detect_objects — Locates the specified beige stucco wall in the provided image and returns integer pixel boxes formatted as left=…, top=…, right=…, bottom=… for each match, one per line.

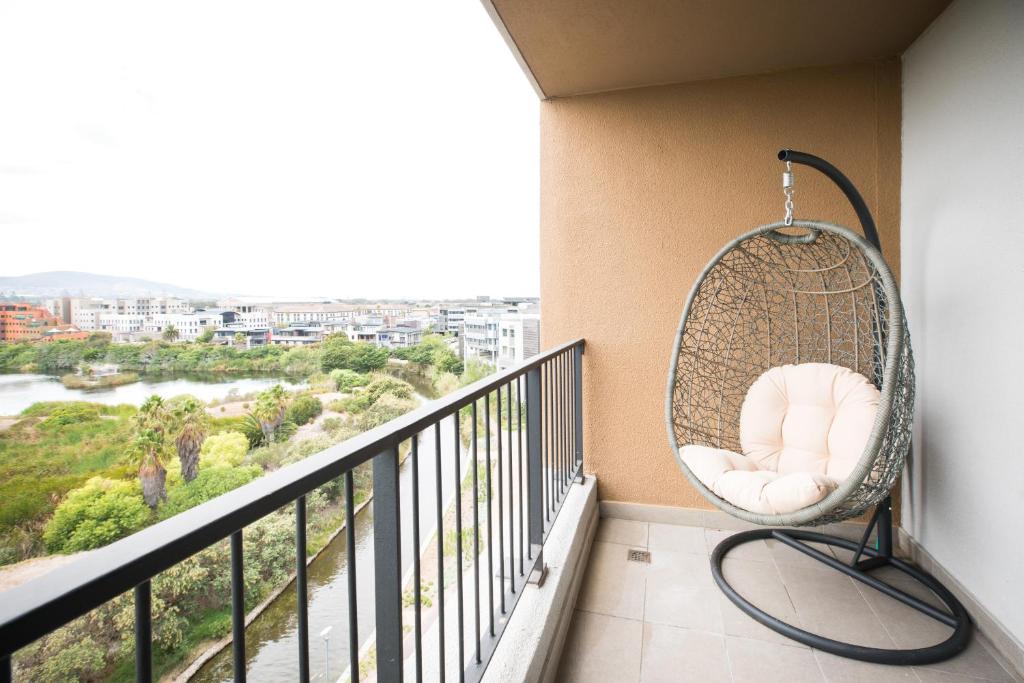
left=540, top=61, right=901, bottom=509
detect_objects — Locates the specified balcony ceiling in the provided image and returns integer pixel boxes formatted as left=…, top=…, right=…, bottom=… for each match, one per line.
left=484, top=0, right=951, bottom=99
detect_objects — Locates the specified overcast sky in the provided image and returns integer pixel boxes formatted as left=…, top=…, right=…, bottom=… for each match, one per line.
left=0, top=1, right=540, bottom=299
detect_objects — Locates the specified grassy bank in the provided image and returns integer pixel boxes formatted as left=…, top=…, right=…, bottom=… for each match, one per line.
left=59, top=371, right=139, bottom=389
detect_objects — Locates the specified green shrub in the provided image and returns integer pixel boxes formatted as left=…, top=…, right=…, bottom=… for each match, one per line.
left=285, top=395, right=323, bottom=426
left=320, top=416, right=344, bottom=433
left=329, top=368, right=370, bottom=392
left=321, top=335, right=389, bottom=373
left=356, top=394, right=416, bottom=431
left=366, top=376, right=413, bottom=403
left=274, top=421, right=298, bottom=442
left=43, top=477, right=150, bottom=553
left=199, top=432, right=249, bottom=469
left=159, top=466, right=262, bottom=519
left=37, top=402, right=103, bottom=429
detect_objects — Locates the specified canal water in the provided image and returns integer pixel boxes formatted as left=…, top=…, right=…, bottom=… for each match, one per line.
left=0, top=373, right=304, bottom=416
left=191, top=368, right=465, bottom=683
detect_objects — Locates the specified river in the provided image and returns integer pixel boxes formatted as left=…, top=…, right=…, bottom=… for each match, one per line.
left=191, top=366, right=462, bottom=683
left=0, top=373, right=306, bottom=416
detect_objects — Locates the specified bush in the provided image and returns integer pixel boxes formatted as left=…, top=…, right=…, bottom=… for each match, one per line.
left=329, top=368, right=370, bottom=392
left=320, top=416, right=344, bottom=433
left=366, top=376, right=413, bottom=403
left=159, top=466, right=262, bottom=519
left=37, top=402, right=102, bottom=428
left=356, top=394, right=417, bottom=431
left=43, top=478, right=150, bottom=553
left=199, top=432, right=249, bottom=469
left=321, top=335, right=389, bottom=373
left=285, top=395, right=323, bottom=426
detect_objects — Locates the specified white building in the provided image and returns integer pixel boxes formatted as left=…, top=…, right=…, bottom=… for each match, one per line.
left=375, top=327, right=423, bottom=349
left=146, top=312, right=224, bottom=341
left=463, top=312, right=502, bottom=364
left=271, top=304, right=360, bottom=325
left=497, top=313, right=541, bottom=369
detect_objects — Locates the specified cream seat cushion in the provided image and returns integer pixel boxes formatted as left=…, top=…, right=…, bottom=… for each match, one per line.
left=681, top=363, right=880, bottom=515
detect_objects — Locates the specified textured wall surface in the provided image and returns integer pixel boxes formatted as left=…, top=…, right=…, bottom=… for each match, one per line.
left=540, top=62, right=902, bottom=509
left=901, top=0, right=1024, bottom=646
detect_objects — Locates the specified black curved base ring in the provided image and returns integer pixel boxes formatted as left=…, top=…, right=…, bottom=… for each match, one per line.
left=711, top=529, right=972, bottom=665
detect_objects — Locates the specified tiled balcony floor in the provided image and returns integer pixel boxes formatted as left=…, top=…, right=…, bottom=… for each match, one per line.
left=557, top=518, right=1021, bottom=683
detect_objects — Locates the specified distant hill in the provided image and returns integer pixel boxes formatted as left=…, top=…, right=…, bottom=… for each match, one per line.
left=0, top=271, right=220, bottom=300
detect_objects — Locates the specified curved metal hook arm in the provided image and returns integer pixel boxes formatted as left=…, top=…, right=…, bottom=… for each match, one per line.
left=777, top=149, right=881, bottom=253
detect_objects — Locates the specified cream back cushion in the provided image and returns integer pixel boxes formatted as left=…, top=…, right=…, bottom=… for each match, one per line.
left=739, top=363, right=880, bottom=481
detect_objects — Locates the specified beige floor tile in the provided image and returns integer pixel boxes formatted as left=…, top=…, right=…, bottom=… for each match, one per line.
left=596, top=518, right=649, bottom=547
left=726, top=636, right=826, bottom=682
left=718, top=594, right=808, bottom=647
left=717, top=557, right=806, bottom=646
left=645, top=549, right=721, bottom=631
left=779, top=564, right=896, bottom=649
left=705, top=528, right=773, bottom=562
left=853, top=574, right=956, bottom=649
left=558, top=610, right=643, bottom=683
left=577, top=540, right=649, bottom=620
left=765, top=536, right=840, bottom=568
left=649, top=522, right=707, bottom=555
left=814, top=649, right=919, bottom=682
left=914, top=636, right=1017, bottom=682
left=640, top=623, right=730, bottom=683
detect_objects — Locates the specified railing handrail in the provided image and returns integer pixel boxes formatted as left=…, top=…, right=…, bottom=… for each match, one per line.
left=0, top=338, right=585, bottom=658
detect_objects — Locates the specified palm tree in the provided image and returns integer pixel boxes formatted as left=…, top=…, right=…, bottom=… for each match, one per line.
left=173, top=397, right=209, bottom=482
left=134, top=428, right=167, bottom=508
left=253, top=384, right=289, bottom=442
left=162, top=324, right=180, bottom=342
left=134, top=395, right=169, bottom=507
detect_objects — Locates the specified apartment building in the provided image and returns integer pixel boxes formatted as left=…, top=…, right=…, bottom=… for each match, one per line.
left=496, top=313, right=540, bottom=370
left=0, top=303, right=61, bottom=342
left=375, top=327, right=423, bottom=349
left=146, top=312, right=225, bottom=342
left=271, top=304, right=361, bottom=325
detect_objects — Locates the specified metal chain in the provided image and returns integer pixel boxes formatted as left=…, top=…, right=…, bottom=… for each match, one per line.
left=783, top=160, right=795, bottom=226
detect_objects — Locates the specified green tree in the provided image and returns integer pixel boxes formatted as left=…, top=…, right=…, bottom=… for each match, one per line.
left=43, top=477, right=150, bottom=553
left=321, top=334, right=389, bottom=373
left=196, top=328, right=215, bottom=343
left=172, top=397, right=209, bottom=482
left=253, top=385, right=289, bottom=442
left=162, top=324, right=180, bottom=342
left=233, top=332, right=246, bottom=347
left=134, top=396, right=170, bottom=508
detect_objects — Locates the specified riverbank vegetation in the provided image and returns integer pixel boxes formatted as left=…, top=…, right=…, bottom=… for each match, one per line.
left=1, top=332, right=490, bottom=681
left=59, top=371, right=140, bottom=389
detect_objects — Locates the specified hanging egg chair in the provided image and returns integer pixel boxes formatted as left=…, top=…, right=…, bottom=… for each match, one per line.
left=665, top=150, right=970, bottom=665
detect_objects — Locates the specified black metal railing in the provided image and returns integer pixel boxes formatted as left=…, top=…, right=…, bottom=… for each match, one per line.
left=0, top=339, right=585, bottom=683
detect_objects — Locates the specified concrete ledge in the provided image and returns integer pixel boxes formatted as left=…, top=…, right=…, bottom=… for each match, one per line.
left=482, top=476, right=598, bottom=683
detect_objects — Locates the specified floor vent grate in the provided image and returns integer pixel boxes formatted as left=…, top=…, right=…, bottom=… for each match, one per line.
left=627, top=549, right=651, bottom=563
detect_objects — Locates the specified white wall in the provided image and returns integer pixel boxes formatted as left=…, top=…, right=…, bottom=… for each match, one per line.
left=901, top=0, right=1024, bottom=645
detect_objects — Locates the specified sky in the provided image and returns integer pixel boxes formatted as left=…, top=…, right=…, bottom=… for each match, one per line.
left=0, top=1, right=540, bottom=300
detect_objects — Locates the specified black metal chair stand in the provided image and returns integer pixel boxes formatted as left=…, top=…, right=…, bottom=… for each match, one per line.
left=710, top=497, right=972, bottom=665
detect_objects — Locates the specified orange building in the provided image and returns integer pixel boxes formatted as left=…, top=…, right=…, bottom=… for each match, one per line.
left=0, top=303, right=62, bottom=342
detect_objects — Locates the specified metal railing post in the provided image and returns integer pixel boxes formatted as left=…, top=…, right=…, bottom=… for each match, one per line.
left=573, top=344, right=584, bottom=480
left=526, top=367, right=547, bottom=586
left=372, top=447, right=403, bottom=679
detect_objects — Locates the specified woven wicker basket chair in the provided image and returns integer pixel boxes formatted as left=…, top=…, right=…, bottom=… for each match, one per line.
left=666, top=218, right=913, bottom=527
left=663, top=150, right=970, bottom=665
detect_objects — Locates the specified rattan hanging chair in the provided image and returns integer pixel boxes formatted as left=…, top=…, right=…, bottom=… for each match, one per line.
left=666, top=218, right=914, bottom=527
left=661, top=150, right=970, bottom=666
